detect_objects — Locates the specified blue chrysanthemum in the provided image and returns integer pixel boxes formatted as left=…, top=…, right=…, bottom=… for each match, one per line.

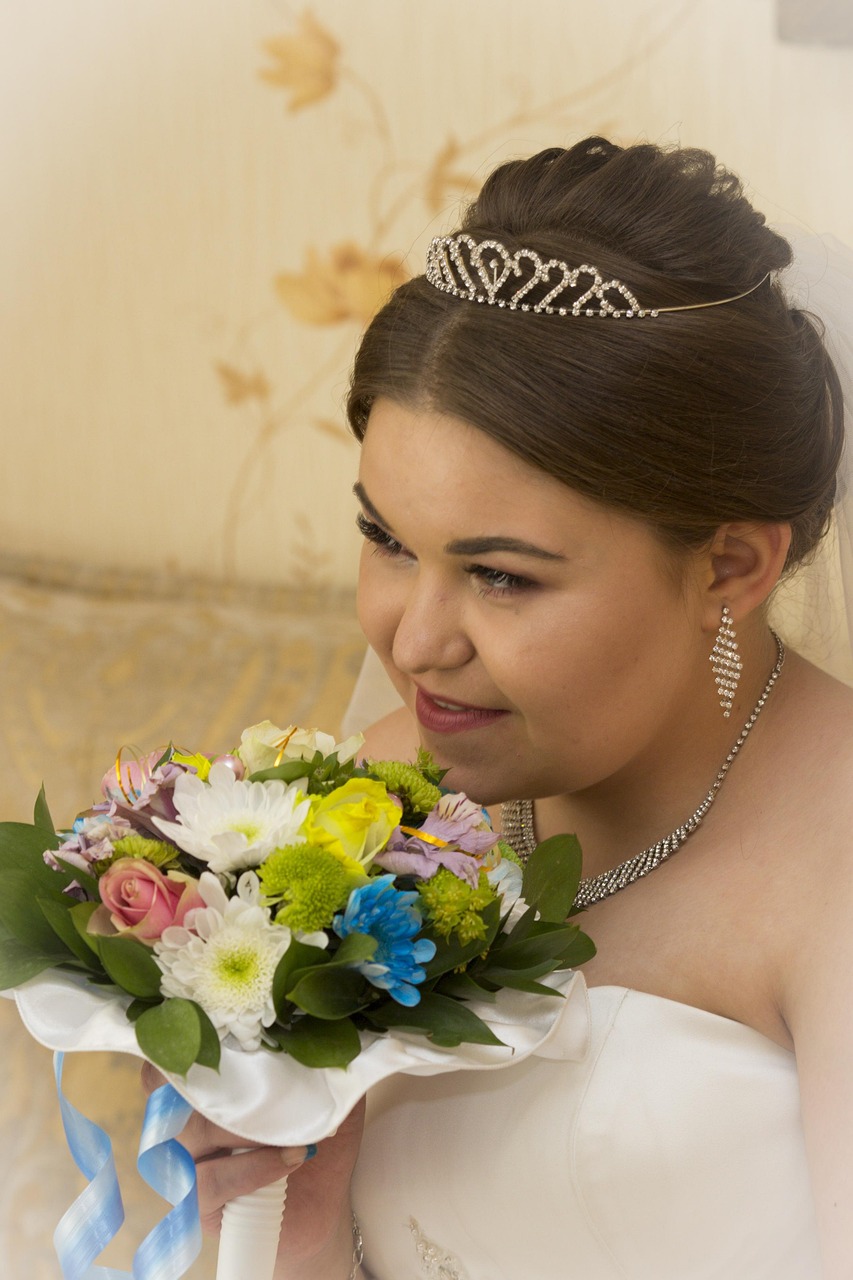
left=333, top=874, right=436, bottom=1007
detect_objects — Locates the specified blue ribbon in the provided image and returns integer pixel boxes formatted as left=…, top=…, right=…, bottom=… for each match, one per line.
left=53, top=1052, right=202, bottom=1280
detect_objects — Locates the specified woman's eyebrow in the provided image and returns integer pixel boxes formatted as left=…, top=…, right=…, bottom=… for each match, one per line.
left=354, top=482, right=564, bottom=561
left=444, top=535, right=565, bottom=560
left=353, top=482, right=394, bottom=531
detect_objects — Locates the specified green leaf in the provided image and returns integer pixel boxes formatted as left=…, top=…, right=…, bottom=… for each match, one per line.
left=287, top=965, right=373, bottom=1019
left=479, top=962, right=565, bottom=986
left=0, top=823, right=66, bottom=884
left=476, top=972, right=564, bottom=997
left=435, top=971, right=498, bottom=1003
left=135, top=999, right=201, bottom=1075
left=498, top=902, right=539, bottom=946
left=249, top=760, right=312, bottom=785
left=37, top=899, right=104, bottom=970
left=553, top=931, right=597, bottom=969
left=488, top=921, right=582, bottom=972
left=272, top=940, right=329, bottom=1017
left=521, top=834, right=583, bottom=923
left=271, top=1015, right=361, bottom=1068
left=33, top=786, right=55, bottom=835
left=189, top=1001, right=221, bottom=1070
left=366, top=991, right=505, bottom=1048
left=0, top=933, right=68, bottom=988
left=0, top=869, right=75, bottom=955
left=97, top=935, right=163, bottom=998
left=69, top=901, right=103, bottom=954
left=126, top=998, right=158, bottom=1023
left=332, top=932, right=377, bottom=966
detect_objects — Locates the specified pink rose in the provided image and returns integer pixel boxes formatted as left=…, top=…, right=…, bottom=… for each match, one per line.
left=89, top=859, right=204, bottom=944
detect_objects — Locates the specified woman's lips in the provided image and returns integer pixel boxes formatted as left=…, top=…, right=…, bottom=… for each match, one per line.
left=414, top=687, right=509, bottom=735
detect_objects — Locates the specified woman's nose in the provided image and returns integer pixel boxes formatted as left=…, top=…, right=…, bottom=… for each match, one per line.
left=390, top=578, right=475, bottom=675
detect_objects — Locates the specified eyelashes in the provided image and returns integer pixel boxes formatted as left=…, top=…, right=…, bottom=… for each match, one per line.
left=356, top=512, right=404, bottom=555
left=355, top=513, right=534, bottom=598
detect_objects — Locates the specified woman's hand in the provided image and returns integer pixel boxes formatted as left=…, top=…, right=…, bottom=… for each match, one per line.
left=141, top=1062, right=366, bottom=1279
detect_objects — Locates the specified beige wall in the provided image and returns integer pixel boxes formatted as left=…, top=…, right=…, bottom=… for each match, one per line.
left=2, top=0, right=852, bottom=593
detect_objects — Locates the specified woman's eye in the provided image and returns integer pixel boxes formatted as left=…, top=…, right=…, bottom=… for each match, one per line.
left=356, top=512, right=406, bottom=557
left=467, top=565, right=534, bottom=597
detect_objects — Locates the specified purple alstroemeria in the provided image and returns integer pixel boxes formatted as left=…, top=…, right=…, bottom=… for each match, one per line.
left=44, top=809, right=134, bottom=875
left=101, top=751, right=188, bottom=834
left=374, top=792, right=499, bottom=887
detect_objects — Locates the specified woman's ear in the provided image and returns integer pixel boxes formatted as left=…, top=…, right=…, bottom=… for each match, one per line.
left=701, top=522, right=792, bottom=630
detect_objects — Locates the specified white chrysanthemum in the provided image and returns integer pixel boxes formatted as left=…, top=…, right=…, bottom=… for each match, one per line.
left=154, top=872, right=292, bottom=1050
left=152, top=761, right=311, bottom=874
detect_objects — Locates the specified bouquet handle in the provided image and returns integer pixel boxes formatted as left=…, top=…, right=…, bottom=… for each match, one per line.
left=216, top=1158, right=288, bottom=1280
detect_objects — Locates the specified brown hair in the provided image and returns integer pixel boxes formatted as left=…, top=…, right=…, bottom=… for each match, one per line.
left=346, top=138, right=844, bottom=569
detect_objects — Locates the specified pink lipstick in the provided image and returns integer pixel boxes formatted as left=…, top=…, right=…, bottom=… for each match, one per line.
left=415, top=687, right=509, bottom=735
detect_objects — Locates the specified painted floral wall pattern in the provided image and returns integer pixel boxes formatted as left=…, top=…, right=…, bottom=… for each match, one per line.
left=213, top=4, right=699, bottom=585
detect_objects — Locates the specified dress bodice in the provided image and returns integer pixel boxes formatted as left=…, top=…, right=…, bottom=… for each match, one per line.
left=352, top=982, right=821, bottom=1279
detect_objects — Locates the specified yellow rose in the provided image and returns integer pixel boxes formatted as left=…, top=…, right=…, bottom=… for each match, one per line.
left=305, top=779, right=402, bottom=868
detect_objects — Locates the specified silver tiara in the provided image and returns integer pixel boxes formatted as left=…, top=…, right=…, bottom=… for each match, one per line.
left=425, top=233, right=768, bottom=319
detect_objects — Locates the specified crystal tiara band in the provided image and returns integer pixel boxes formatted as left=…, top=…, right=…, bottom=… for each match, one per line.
left=425, top=233, right=768, bottom=319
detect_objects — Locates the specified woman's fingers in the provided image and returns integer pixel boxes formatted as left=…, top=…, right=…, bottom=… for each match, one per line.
left=196, top=1146, right=309, bottom=1235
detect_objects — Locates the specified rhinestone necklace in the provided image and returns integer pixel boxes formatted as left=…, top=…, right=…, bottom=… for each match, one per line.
left=500, top=633, right=786, bottom=911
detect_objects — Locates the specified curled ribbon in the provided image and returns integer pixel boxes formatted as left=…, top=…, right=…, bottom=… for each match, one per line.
left=53, top=1053, right=201, bottom=1279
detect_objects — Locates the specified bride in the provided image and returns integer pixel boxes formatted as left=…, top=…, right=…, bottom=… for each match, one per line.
left=146, top=139, right=853, bottom=1278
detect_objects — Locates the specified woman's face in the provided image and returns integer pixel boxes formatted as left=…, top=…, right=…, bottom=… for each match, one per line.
left=356, top=398, right=708, bottom=806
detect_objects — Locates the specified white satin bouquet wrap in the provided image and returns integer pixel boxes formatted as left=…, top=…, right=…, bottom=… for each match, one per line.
left=15, top=966, right=589, bottom=1146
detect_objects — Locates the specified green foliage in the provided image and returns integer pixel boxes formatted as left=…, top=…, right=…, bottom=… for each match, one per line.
left=96, top=936, right=163, bottom=998
left=33, top=786, right=55, bottom=835
left=250, top=749, right=357, bottom=796
left=38, top=898, right=105, bottom=970
left=69, top=901, right=102, bottom=954
left=286, top=965, right=374, bottom=1020
left=272, top=940, right=329, bottom=1017
left=270, top=1014, right=361, bottom=1068
left=135, top=998, right=220, bottom=1075
left=0, top=869, right=75, bottom=958
left=333, top=931, right=377, bottom=965
left=0, top=930, right=69, bottom=987
left=366, top=991, right=505, bottom=1048
left=435, top=970, right=497, bottom=1003
left=521, top=835, right=583, bottom=922
left=414, top=748, right=448, bottom=787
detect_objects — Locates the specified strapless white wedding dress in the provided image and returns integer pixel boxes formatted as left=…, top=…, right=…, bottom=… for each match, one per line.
left=352, top=980, right=822, bottom=1279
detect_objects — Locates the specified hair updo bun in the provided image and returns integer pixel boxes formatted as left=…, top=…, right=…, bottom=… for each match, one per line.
left=347, top=137, right=844, bottom=571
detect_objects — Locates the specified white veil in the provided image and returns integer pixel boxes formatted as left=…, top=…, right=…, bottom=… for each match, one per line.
left=769, top=231, right=853, bottom=685
left=342, top=232, right=853, bottom=735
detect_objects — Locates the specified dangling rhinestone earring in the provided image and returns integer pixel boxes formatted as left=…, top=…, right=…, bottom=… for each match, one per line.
left=710, top=605, right=742, bottom=718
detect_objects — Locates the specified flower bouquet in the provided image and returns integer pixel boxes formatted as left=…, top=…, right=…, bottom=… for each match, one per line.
left=1, top=720, right=594, bottom=1280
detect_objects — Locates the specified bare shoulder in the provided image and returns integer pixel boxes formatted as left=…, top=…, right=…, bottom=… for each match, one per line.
left=780, top=656, right=853, bottom=819
left=773, top=663, right=853, bottom=1271
left=358, top=706, right=421, bottom=762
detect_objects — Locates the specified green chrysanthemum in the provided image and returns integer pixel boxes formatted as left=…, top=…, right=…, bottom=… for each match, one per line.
left=104, top=834, right=180, bottom=870
left=258, top=842, right=365, bottom=932
left=417, top=868, right=497, bottom=945
left=367, top=760, right=442, bottom=819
